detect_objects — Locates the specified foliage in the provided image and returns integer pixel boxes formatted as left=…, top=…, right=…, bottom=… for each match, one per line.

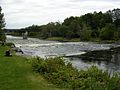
left=47, top=37, right=80, bottom=42
left=112, top=8, right=120, bottom=27
left=5, top=42, right=15, bottom=46
left=31, top=57, right=120, bottom=90
left=47, top=37, right=66, bottom=42
left=14, top=8, right=120, bottom=41
left=99, top=24, right=115, bottom=40
left=0, top=6, right=6, bottom=41
left=80, top=24, right=92, bottom=41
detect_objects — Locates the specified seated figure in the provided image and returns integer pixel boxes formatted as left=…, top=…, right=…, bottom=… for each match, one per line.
left=5, top=50, right=12, bottom=56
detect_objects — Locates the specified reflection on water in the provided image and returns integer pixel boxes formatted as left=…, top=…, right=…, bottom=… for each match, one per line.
left=7, top=35, right=120, bottom=72
left=69, top=47, right=120, bottom=73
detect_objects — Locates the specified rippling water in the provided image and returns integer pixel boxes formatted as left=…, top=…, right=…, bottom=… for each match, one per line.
left=6, top=35, right=111, bottom=57
left=7, top=35, right=120, bottom=72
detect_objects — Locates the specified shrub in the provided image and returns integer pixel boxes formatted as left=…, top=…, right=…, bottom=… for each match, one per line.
left=5, top=42, right=15, bottom=46
left=31, top=57, right=120, bottom=90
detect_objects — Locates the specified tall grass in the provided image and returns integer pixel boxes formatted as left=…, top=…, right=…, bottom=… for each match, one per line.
left=31, top=57, right=120, bottom=90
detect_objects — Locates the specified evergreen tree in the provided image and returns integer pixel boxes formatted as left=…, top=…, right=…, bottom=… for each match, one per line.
left=0, top=6, right=6, bottom=41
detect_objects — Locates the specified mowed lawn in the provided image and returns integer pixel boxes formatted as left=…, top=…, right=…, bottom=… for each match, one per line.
left=0, top=46, right=65, bottom=90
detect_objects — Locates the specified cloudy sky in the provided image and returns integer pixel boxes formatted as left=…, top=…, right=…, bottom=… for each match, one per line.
left=1, top=0, right=120, bottom=29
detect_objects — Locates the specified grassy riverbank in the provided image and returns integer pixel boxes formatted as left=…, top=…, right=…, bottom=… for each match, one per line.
left=46, top=37, right=81, bottom=42
left=1, top=45, right=120, bottom=90
left=0, top=46, right=65, bottom=90
left=46, top=37, right=120, bottom=43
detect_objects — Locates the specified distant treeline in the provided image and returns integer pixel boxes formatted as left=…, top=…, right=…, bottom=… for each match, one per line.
left=21, top=8, right=120, bottom=41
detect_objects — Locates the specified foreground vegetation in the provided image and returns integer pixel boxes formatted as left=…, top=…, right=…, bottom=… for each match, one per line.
left=0, top=43, right=120, bottom=90
left=0, top=45, right=65, bottom=90
left=31, top=57, right=120, bottom=90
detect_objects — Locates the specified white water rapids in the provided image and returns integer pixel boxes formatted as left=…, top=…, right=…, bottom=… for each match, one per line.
left=6, top=35, right=120, bottom=72
left=6, top=35, right=111, bottom=58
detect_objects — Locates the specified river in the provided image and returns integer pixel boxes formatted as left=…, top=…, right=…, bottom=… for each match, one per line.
left=6, top=35, right=120, bottom=73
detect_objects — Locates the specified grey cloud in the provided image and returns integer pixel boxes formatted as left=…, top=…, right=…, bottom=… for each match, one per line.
left=1, top=0, right=120, bottom=28
left=70, top=0, right=120, bottom=2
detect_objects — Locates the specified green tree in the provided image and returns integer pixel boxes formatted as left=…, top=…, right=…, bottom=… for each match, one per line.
left=112, top=8, right=120, bottom=27
left=41, top=22, right=61, bottom=38
left=21, top=8, right=120, bottom=41
left=62, top=16, right=82, bottom=38
left=99, top=24, right=115, bottom=40
left=80, top=24, right=92, bottom=41
left=114, top=27, right=120, bottom=40
left=58, top=25, right=70, bottom=38
left=0, top=6, right=6, bottom=41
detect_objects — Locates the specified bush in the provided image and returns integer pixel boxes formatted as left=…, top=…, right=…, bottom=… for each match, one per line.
left=31, top=57, right=120, bottom=90
left=5, top=42, right=15, bottom=46
left=99, top=24, right=115, bottom=40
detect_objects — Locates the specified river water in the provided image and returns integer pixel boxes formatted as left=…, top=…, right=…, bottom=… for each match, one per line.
left=6, top=35, right=120, bottom=73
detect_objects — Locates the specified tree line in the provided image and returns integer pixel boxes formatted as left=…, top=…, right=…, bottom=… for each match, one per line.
left=19, top=8, right=120, bottom=41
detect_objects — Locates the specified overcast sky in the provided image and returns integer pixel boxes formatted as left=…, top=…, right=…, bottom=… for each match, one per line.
left=1, top=0, right=120, bottom=29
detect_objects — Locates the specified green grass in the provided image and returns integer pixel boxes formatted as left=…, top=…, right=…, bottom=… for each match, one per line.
left=0, top=46, right=66, bottom=90
left=45, top=37, right=120, bottom=43
left=47, top=37, right=80, bottom=42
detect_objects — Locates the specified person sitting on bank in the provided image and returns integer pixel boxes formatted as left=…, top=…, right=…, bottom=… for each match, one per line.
left=5, top=49, right=12, bottom=56
left=1, top=41, right=5, bottom=46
